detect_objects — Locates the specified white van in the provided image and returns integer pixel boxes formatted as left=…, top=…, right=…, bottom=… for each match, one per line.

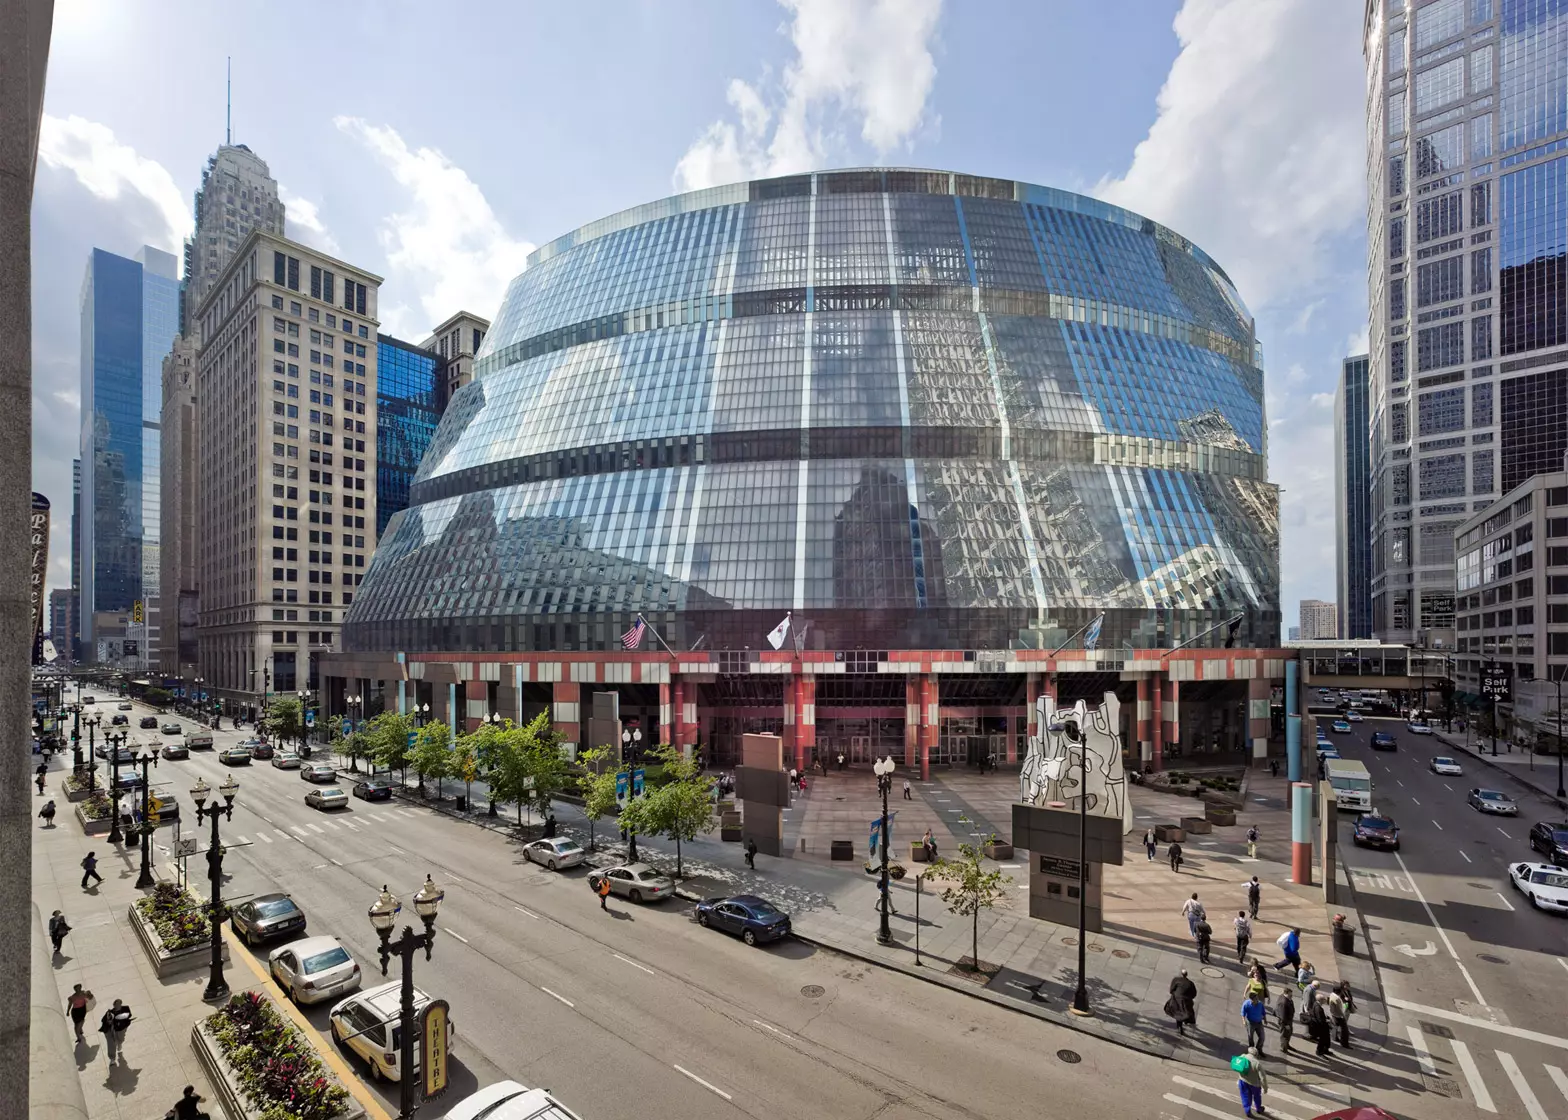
left=1324, top=758, right=1373, bottom=812
left=329, top=981, right=454, bottom=1083
left=185, top=730, right=214, bottom=750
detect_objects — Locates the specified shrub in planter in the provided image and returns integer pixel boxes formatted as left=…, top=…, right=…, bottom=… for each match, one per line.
left=208, top=991, right=349, bottom=1120
left=135, top=882, right=214, bottom=952
left=81, top=792, right=114, bottom=821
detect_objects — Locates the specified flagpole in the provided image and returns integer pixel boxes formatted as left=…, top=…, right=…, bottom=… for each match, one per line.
left=638, top=614, right=681, bottom=662
left=1049, top=612, right=1105, bottom=657
left=1160, top=612, right=1244, bottom=658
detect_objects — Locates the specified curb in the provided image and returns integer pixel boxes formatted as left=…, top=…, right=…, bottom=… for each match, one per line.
left=1325, top=868, right=1392, bottom=1061
left=1438, top=738, right=1567, bottom=810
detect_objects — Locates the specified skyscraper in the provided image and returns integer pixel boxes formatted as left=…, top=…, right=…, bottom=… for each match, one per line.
left=422, top=311, right=489, bottom=408
left=182, top=144, right=285, bottom=337
left=1336, top=354, right=1373, bottom=638
left=374, top=334, right=441, bottom=538
left=159, top=334, right=199, bottom=677
left=78, top=245, right=179, bottom=663
left=1299, top=599, right=1339, bottom=641
left=1364, top=0, right=1568, bottom=645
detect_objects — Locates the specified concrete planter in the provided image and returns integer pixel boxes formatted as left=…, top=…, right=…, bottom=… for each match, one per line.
left=1154, top=824, right=1185, bottom=843
left=1204, top=807, right=1237, bottom=827
left=909, top=841, right=929, bottom=862
left=62, top=781, right=94, bottom=803
left=1179, top=815, right=1212, bottom=835
left=192, top=1017, right=365, bottom=1120
left=830, top=839, right=855, bottom=861
left=129, top=903, right=228, bottom=979
left=983, top=841, right=1014, bottom=860
left=74, top=804, right=112, bottom=835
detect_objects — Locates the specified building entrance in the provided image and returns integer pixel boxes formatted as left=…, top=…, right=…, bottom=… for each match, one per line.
left=817, top=717, right=903, bottom=765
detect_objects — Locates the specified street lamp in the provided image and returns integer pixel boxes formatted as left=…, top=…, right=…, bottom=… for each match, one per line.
left=103, top=729, right=127, bottom=843
left=873, top=755, right=896, bottom=945
left=369, top=875, right=444, bottom=1120
left=69, top=702, right=83, bottom=773
left=192, top=775, right=239, bottom=1001
left=132, top=745, right=160, bottom=888
left=84, top=714, right=103, bottom=793
left=1054, top=714, right=1094, bottom=1018
left=298, top=690, right=311, bottom=754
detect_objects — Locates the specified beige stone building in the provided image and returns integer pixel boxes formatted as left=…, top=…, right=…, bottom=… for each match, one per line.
left=194, top=230, right=382, bottom=718
left=422, top=310, right=489, bottom=405
left=158, top=334, right=199, bottom=678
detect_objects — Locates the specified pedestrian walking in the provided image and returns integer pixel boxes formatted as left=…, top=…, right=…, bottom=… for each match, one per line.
left=1240, top=992, right=1267, bottom=1053
left=1234, top=1047, right=1268, bottom=1117
left=789, top=767, right=798, bottom=790
left=1196, top=919, right=1213, bottom=963
left=39, top=799, right=57, bottom=828
left=1274, top=987, right=1295, bottom=1053
left=36, top=762, right=47, bottom=794
left=1273, top=927, right=1301, bottom=972
left=819, top=757, right=828, bottom=778
left=1295, top=960, right=1316, bottom=990
left=1329, top=980, right=1354, bottom=1049
left=597, top=877, right=611, bottom=911
left=902, top=778, right=912, bottom=800
left=1181, top=892, right=1206, bottom=940
left=1165, top=969, right=1198, bottom=1035
left=1269, top=758, right=1279, bottom=778
left=837, top=752, right=845, bottom=771
left=1169, top=840, right=1184, bottom=872
left=48, top=909, right=71, bottom=954
left=1246, top=825, right=1259, bottom=859
left=1144, top=828, right=1157, bottom=861
left=169, top=1085, right=210, bottom=1120
left=99, top=998, right=133, bottom=1063
left=80, top=850, right=103, bottom=889
left=65, top=984, right=93, bottom=1042
left=1306, top=990, right=1332, bottom=1056
left=744, top=838, right=758, bottom=870
left=1234, top=910, right=1252, bottom=963
left=1247, top=875, right=1261, bottom=920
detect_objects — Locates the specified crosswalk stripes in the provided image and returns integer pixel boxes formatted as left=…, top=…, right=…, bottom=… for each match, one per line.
left=1498, top=1051, right=1549, bottom=1120
left=342, top=820, right=360, bottom=831
left=1548, top=1066, right=1568, bottom=1102
left=306, top=823, right=324, bottom=834
left=320, top=820, right=339, bottom=830
left=1452, top=1040, right=1497, bottom=1112
left=256, top=832, right=272, bottom=843
left=1164, top=1075, right=1309, bottom=1120
left=234, top=835, right=247, bottom=844
left=274, top=829, right=291, bottom=841
left=289, top=826, right=309, bottom=837
left=1407, top=1024, right=1438, bottom=1077
left=1405, top=1022, right=1568, bottom=1116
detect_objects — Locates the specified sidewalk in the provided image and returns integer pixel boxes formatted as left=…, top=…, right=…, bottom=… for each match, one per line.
left=1431, top=730, right=1567, bottom=809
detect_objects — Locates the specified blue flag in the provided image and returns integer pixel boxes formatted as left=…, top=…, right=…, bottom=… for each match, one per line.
left=1084, top=613, right=1104, bottom=652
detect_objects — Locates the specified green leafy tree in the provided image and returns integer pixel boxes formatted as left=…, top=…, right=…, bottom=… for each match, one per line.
left=451, top=733, right=480, bottom=809
left=487, top=713, right=560, bottom=826
left=365, top=712, right=414, bottom=780
left=577, top=746, right=622, bottom=851
left=340, top=727, right=366, bottom=773
left=931, top=837, right=1012, bottom=971
left=262, top=697, right=304, bottom=753
left=631, top=744, right=715, bottom=877
left=411, top=722, right=453, bottom=798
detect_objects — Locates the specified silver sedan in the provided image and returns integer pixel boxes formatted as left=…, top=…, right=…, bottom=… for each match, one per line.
left=523, top=838, right=586, bottom=871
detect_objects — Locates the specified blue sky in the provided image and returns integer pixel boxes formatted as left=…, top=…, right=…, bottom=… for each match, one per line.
left=33, top=0, right=1368, bottom=629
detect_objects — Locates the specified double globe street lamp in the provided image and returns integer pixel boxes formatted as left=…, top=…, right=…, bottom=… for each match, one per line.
left=192, top=775, right=239, bottom=1002
left=368, top=875, right=445, bottom=1120
left=130, top=745, right=160, bottom=888
left=873, top=755, right=896, bottom=945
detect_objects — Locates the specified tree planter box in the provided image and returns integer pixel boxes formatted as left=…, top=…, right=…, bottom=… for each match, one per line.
left=1154, top=824, right=1185, bottom=843
left=1204, top=807, right=1237, bottom=827
left=1179, top=815, right=1212, bottom=835
left=74, top=804, right=112, bottom=835
left=909, top=841, right=928, bottom=862
left=983, top=841, right=1014, bottom=860
left=62, top=781, right=94, bottom=803
left=719, top=810, right=742, bottom=842
left=830, top=839, right=855, bottom=861
left=129, top=903, right=228, bottom=979
left=192, top=1017, right=365, bottom=1120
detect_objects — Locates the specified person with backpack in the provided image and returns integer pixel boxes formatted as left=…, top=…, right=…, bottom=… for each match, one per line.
left=99, top=998, right=133, bottom=1064
left=1233, top=1047, right=1268, bottom=1117
left=1195, top=918, right=1213, bottom=963
left=48, top=910, right=71, bottom=954
left=1168, top=840, right=1184, bottom=872
left=1181, top=892, right=1206, bottom=940
left=1273, top=926, right=1301, bottom=972
left=1274, top=987, right=1296, bottom=1053
left=1234, top=910, right=1252, bottom=963
left=1247, top=875, right=1262, bottom=920
left=80, top=850, right=102, bottom=889
left=1166, top=969, right=1198, bottom=1036
left=1246, top=825, right=1259, bottom=859
left=39, top=799, right=57, bottom=828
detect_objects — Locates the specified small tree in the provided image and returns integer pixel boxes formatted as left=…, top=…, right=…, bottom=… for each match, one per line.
left=577, top=746, right=620, bottom=851
left=411, top=722, right=452, bottom=798
left=490, top=714, right=560, bottom=827
left=263, top=697, right=304, bottom=752
left=340, top=728, right=366, bottom=773
left=451, top=733, right=479, bottom=809
left=632, top=743, right=715, bottom=877
left=931, top=837, right=1012, bottom=972
left=365, top=712, right=414, bottom=781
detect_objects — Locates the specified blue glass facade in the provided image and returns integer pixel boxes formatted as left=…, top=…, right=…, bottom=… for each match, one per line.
left=375, top=335, right=442, bottom=538
left=345, top=170, right=1279, bottom=655
left=79, top=246, right=178, bottom=656
left=1335, top=356, right=1373, bottom=639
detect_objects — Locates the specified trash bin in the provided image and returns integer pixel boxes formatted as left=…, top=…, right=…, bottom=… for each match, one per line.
left=455, top=795, right=467, bottom=812
left=1332, top=914, right=1355, bottom=955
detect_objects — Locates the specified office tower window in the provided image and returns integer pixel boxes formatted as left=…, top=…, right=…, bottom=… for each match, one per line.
left=1419, top=453, right=1467, bottom=499
left=1392, top=401, right=1409, bottom=442
left=1471, top=113, right=1493, bottom=161
left=1415, top=0, right=1464, bottom=50
left=1416, top=320, right=1466, bottom=370
left=287, top=256, right=299, bottom=291
left=1391, top=155, right=1406, bottom=195
left=1415, top=125, right=1464, bottom=178
left=310, top=265, right=321, bottom=299
left=1471, top=314, right=1493, bottom=360
left=1471, top=380, right=1493, bottom=425
left=1472, top=448, right=1494, bottom=494
left=1391, top=277, right=1408, bottom=319
left=1416, top=255, right=1464, bottom=306
left=1391, top=338, right=1408, bottom=382
left=1390, top=95, right=1407, bottom=138
left=1471, top=180, right=1491, bottom=226
left=1414, top=57, right=1465, bottom=116
left=1471, top=246, right=1493, bottom=292
left=1417, top=190, right=1463, bottom=241
left=1499, top=155, right=1566, bottom=355
left=1390, top=216, right=1406, bottom=259
left=1418, top=386, right=1466, bottom=435
left=1469, top=46, right=1493, bottom=92
left=1394, top=463, right=1412, bottom=504
left=274, top=251, right=286, bottom=285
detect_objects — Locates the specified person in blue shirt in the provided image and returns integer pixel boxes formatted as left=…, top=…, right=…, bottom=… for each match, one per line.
left=1273, top=926, right=1301, bottom=972
left=1240, top=993, right=1267, bottom=1053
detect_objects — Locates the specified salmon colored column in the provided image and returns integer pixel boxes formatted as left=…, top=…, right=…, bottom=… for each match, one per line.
left=919, top=673, right=938, bottom=781
left=1150, top=673, right=1164, bottom=773
left=1165, top=677, right=1181, bottom=767
left=1136, top=676, right=1152, bottom=767
left=795, top=674, right=816, bottom=774
left=658, top=680, right=673, bottom=750
left=551, top=680, right=581, bottom=752
left=1024, top=671, right=1041, bottom=755
left=904, top=675, right=920, bottom=768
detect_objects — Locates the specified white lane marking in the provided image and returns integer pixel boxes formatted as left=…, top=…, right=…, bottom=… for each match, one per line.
left=1393, top=851, right=1487, bottom=1007
left=513, top=905, right=538, bottom=919
left=257, top=832, right=272, bottom=843
left=329, top=858, right=342, bottom=867
left=673, top=1064, right=732, bottom=1101
left=1496, top=892, right=1515, bottom=912
left=1560, top=958, right=1568, bottom=975
left=447, top=876, right=463, bottom=884
left=1498, top=1051, right=1548, bottom=1120
left=397, top=809, right=420, bottom=819
left=234, top=834, right=248, bottom=844
left=1387, top=998, right=1568, bottom=1050
left=1544, top=1065, right=1568, bottom=1105
left=1412, top=797, right=1421, bottom=806
left=1445, top=783, right=1454, bottom=791
left=442, top=927, right=469, bottom=944
left=388, top=845, right=405, bottom=856
left=1433, top=820, right=1444, bottom=831
left=1459, top=849, right=1472, bottom=863
left=1398, top=780, right=1405, bottom=788
left=1496, top=826, right=1512, bottom=839
left=370, top=812, right=392, bottom=822
left=613, top=953, right=655, bottom=975
left=1407, top=1025, right=1437, bottom=1077
left=1172, top=1076, right=1307, bottom=1119
left=752, top=1019, right=795, bottom=1042
left=290, top=826, right=309, bottom=837
left=1452, top=1040, right=1496, bottom=1112
left=274, top=829, right=291, bottom=841
left=343, top=820, right=360, bottom=831
left=1163, top=1093, right=1299, bottom=1120
left=307, top=823, right=325, bottom=834
left=539, top=986, right=574, bottom=1008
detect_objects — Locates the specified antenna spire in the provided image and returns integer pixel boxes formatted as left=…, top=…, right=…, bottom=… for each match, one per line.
left=226, top=57, right=231, bottom=145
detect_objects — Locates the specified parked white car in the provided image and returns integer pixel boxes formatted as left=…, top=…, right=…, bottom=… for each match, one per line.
left=1406, top=721, right=1432, bottom=735
left=446, top=1081, right=585, bottom=1120
left=330, top=980, right=454, bottom=1083
left=523, top=837, right=586, bottom=871
left=1509, top=862, right=1568, bottom=913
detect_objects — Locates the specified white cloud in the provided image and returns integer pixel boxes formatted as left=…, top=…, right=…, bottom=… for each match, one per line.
left=674, top=0, right=943, bottom=191
left=1095, top=0, right=1364, bottom=312
left=279, top=185, right=340, bottom=257
left=38, top=113, right=191, bottom=252
left=1311, top=392, right=1335, bottom=408
left=335, top=117, right=534, bottom=336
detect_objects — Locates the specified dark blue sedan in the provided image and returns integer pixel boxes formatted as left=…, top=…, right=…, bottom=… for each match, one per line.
left=694, top=894, right=791, bottom=946
left=1353, top=813, right=1400, bottom=851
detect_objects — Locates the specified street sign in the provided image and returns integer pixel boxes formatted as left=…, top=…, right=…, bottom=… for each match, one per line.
left=420, top=998, right=450, bottom=1099
left=407, top=731, right=417, bottom=748
left=172, top=836, right=198, bottom=858
left=1481, top=665, right=1511, bottom=702
left=632, top=767, right=646, bottom=798
left=615, top=771, right=629, bottom=806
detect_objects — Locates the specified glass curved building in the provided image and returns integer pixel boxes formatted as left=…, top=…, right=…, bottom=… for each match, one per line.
left=343, top=169, right=1279, bottom=658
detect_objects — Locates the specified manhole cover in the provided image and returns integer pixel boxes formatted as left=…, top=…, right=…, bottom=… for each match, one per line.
left=1112, top=949, right=1131, bottom=958
left=1061, top=936, right=1077, bottom=946
left=1201, top=966, right=1226, bottom=978
left=1477, top=953, right=1508, bottom=965
left=1056, top=1049, right=1081, bottom=1064
left=800, top=984, right=824, bottom=998
left=1420, top=1022, right=1455, bottom=1040
left=1088, top=943, right=1105, bottom=953
left=1427, top=1077, right=1463, bottom=1097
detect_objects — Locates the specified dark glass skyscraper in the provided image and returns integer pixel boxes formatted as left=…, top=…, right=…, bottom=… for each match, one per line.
left=1336, top=354, right=1373, bottom=639
left=79, top=245, right=179, bottom=661
left=345, top=169, right=1279, bottom=656
left=375, top=334, right=442, bottom=538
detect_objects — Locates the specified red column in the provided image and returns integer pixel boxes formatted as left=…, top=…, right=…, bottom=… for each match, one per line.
left=782, top=674, right=797, bottom=767
left=1164, top=677, right=1180, bottom=768
left=1150, top=673, right=1164, bottom=773
left=1136, top=676, right=1152, bottom=767
left=658, top=680, right=673, bottom=751
left=904, top=675, right=920, bottom=768
left=795, top=674, right=816, bottom=774
left=919, top=673, right=938, bottom=781
left=1025, top=671, right=1041, bottom=754
left=552, top=680, right=581, bottom=751
left=677, top=678, right=699, bottom=760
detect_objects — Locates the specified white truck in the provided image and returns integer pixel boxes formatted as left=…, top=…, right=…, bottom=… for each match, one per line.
left=1324, top=758, right=1373, bottom=812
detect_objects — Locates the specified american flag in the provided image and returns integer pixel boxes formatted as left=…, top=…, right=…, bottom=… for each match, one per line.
left=621, top=616, right=646, bottom=650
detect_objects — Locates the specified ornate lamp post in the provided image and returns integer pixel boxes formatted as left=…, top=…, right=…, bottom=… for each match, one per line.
left=192, top=775, right=239, bottom=1001
left=873, top=755, right=896, bottom=945
left=369, top=876, right=444, bottom=1120
left=69, top=702, right=83, bottom=773
left=485, top=712, right=502, bottom=817
left=132, top=745, right=160, bottom=888
left=84, top=714, right=103, bottom=793
left=103, top=729, right=127, bottom=843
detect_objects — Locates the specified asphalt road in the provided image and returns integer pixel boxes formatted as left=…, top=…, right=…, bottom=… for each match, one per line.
left=1318, top=713, right=1568, bottom=1119
left=100, top=701, right=1193, bottom=1120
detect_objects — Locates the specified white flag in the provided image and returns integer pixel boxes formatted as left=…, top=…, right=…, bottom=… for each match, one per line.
left=766, top=613, right=791, bottom=650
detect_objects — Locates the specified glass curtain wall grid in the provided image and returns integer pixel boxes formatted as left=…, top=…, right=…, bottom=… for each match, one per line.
left=343, top=169, right=1280, bottom=655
